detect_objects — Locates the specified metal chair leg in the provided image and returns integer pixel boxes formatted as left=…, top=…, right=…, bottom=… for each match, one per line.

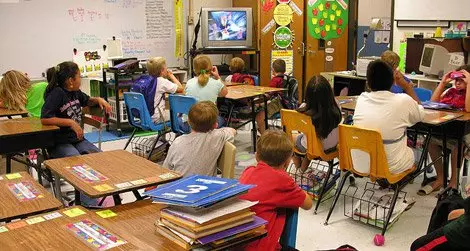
left=123, top=128, right=137, bottom=150
left=147, top=133, right=162, bottom=160
left=113, top=194, right=122, bottom=205
left=314, top=160, right=334, bottom=214
left=133, top=190, right=143, bottom=200
left=324, top=171, right=350, bottom=225
left=381, top=186, right=400, bottom=236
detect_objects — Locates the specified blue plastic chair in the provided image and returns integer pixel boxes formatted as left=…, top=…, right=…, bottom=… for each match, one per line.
left=280, top=208, right=299, bottom=249
left=168, top=94, right=197, bottom=134
left=414, top=87, right=432, bottom=102
left=123, top=92, right=170, bottom=159
left=252, top=75, right=260, bottom=86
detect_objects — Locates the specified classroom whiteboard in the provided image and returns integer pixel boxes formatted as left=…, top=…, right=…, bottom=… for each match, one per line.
left=394, top=0, right=470, bottom=21
left=0, top=0, right=187, bottom=78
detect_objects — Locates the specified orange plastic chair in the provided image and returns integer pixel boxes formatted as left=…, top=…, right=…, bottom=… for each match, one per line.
left=280, top=109, right=339, bottom=214
left=324, top=124, right=416, bottom=236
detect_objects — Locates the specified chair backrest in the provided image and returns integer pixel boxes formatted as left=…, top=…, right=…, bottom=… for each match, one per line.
left=414, top=87, right=432, bottom=102
left=338, top=124, right=391, bottom=181
left=280, top=109, right=335, bottom=160
left=168, top=94, right=197, bottom=134
left=252, top=75, right=259, bottom=86
left=280, top=208, right=299, bottom=249
left=123, top=92, right=158, bottom=131
left=217, top=141, right=236, bottom=179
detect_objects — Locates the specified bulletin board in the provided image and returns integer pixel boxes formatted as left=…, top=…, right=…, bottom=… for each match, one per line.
left=0, top=0, right=187, bottom=78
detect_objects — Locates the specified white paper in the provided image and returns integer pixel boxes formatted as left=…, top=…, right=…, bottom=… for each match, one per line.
left=163, top=199, right=258, bottom=224
left=157, top=222, right=195, bottom=244
left=262, top=19, right=276, bottom=35
left=289, top=1, right=303, bottom=16
left=374, top=31, right=383, bottom=44
left=115, top=182, right=132, bottom=189
left=43, top=212, right=63, bottom=220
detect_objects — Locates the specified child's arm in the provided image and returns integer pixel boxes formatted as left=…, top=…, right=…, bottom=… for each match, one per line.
left=461, top=70, right=470, bottom=112
left=301, top=191, right=313, bottom=210
left=167, top=70, right=184, bottom=93
left=219, top=86, right=228, bottom=97
left=87, top=97, right=112, bottom=114
left=431, top=71, right=453, bottom=102
left=41, top=117, right=84, bottom=140
left=448, top=209, right=465, bottom=221
left=394, top=71, right=420, bottom=103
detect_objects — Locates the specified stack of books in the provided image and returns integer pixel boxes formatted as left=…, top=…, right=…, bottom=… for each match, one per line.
left=144, top=175, right=267, bottom=250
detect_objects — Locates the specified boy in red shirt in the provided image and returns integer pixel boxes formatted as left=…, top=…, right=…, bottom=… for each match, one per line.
left=239, top=130, right=313, bottom=251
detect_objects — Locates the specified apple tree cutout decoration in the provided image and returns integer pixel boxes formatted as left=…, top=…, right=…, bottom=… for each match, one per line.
left=308, top=0, right=348, bottom=40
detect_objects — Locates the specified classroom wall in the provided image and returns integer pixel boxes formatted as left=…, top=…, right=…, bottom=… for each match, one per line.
left=356, top=0, right=391, bottom=57
left=186, top=0, right=233, bottom=68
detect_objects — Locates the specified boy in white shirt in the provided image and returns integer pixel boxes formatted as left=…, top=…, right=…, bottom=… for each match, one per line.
left=147, top=57, right=184, bottom=123
left=353, top=60, right=425, bottom=175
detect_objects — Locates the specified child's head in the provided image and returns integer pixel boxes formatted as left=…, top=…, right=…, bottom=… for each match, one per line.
left=147, top=57, right=167, bottom=77
left=256, top=130, right=293, bottom=169
left=188, top=101, right=218, bottom=132
left=367, top=60, right=394, bottom=91
left=229, top=57, right=245, bottom=74
left=45, top=61, right=80, bottom=95
left=272, top=59, right=286, bottom=75
left=381, top=50, right=400, bottom=70
left=0, top=70, right=30, bottom=110
left=303, top=75, right=341, bottom=139
left=193, top=55, right=212, bottom=87
left=454, top=64, right=470, bottom=90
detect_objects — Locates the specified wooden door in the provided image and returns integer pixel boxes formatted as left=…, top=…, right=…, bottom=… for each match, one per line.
left=259, top=0, right=305, bottom=92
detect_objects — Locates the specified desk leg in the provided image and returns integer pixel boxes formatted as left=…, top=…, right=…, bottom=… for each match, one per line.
left=113, top=194, right=122, bottom=205
left=442, top=127, right=449, bottom=188
left=6, top=155, right=11, bottom=174
left=457, top=137, right=463, bottom=190
left=53, top=173, right=63, bottom=204
left=251, top=98, right=257, bottom=152
left=264, top=95, right=269, bottom=130
left=132, top=190, right=143, bottom=200
left=226, top=102, right=235, bottom=127
left=74, top=189, right=81, bottom=206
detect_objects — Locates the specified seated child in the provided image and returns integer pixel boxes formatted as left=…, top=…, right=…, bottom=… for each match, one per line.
left=381, top=50, right=416, bottom=96
left=411, top=195, right=470, bottom=250
left=239, top=130, right=313, bottom=251
left=292, top=75, right=342, bottom=171
left=255, top=59, right=291, bottom=134
left=184, top=55, right=228, bottom=129
left=41, top=61, right=111, bottom=159
left=0, top=70, right=47, bottom=118
left=353, top=60, right=425, bottom=175
left=225, top=57, right=255, bottom=85
left=163, top=101, right=236, bottom=176
left=422, top=65, right=470, bottom=195
left=146, top=57, right=183, bottom=124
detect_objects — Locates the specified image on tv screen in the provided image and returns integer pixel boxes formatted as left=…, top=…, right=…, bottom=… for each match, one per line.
left=208, top=11, right=247, bottom=41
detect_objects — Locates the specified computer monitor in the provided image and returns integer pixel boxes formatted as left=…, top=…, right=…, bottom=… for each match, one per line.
left=419, top=44, right=449, bottom=77
left=201, top=8, right=253, bottom=49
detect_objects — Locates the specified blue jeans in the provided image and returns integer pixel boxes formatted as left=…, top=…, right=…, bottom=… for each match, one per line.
left=177, top=115, right=226, bottom=134
left=48, top=139, right=101, bottom=159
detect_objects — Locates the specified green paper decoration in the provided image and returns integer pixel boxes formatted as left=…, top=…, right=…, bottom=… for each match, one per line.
left=307, top=0, right=349, bottom=40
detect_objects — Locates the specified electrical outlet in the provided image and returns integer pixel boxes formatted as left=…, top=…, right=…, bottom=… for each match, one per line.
left=188, top=16, right=194, bottom=25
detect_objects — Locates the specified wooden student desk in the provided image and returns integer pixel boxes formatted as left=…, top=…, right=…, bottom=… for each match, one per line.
left=0, top=108, right=28, bottom=118
left=44, top=150, right=181, bottom=206
left=0, top=118, right=59, bottom=184
left=0, top=171, right=62, bottom=222
left=225, top=85, right=286, bottom=151
left=336, top=95, right=470, bottom=188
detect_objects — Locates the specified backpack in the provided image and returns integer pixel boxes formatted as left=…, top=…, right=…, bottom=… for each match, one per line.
left=281, top=75, right=299, bottom=110
left=230, top=73, right=255, bottom=85
left=130, top=75, right=157, bottom=116
left=427, top=188, right=466, bottom=234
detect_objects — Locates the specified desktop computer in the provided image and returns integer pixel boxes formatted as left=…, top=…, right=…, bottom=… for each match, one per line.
left=419, top=44, right=449, bottom=77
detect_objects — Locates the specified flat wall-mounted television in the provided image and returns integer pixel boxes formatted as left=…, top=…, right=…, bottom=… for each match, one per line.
left=201, top=8, right=253, bottom=49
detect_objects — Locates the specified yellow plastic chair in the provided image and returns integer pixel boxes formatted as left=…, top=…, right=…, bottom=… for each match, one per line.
left=324, top=124, right=416, bottom=236
left=218, top=141, right=236, bottom=179
left=280, top=109, right=339, bottom=214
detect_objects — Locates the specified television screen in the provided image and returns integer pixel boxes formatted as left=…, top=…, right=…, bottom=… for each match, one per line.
left=208, top=11, right=247, bottom=41
left=422, top=47, right=434, bottom=67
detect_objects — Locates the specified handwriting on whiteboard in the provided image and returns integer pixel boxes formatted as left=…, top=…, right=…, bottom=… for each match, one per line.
left=68, top=8, right=110, bottom=22
left=73, top=33, right=101, bottom=45
left=122, top=40, right=151, bottom=57
left=121, top=29, right=145, bottom=40
left=146, top=0, right=174, bottom=39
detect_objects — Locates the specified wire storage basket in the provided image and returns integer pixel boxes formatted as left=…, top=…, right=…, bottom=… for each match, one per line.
left=287, top=160, right=341, bottom=201
left=343, top=181, right=408, bottom=230
left=130, top=136, right=169, bottom=162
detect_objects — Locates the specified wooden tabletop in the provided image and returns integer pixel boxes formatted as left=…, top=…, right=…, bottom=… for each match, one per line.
left=336, top=96, right=469, bottom=125
left=0, top=171, right=62, bottom=221
left=0, top=206, right=156, bottom=250
left=44, top=150, right=182, bottom=198
left=225, top=85, right=286, bottom=100
left=0, top=117, right=59, bottom=138
left=0, top=108, right=28, bottom=118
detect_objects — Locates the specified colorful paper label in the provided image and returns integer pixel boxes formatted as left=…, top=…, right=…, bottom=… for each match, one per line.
left=67, top=164, right=108, bottom=183
left=66, top=219, right=126, bottom=250
left=7, top=181, right=42, bottom=202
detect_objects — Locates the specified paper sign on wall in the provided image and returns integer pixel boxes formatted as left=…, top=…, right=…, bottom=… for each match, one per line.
left=289, top=1, right=303, bottom=16
left=271, top=50, right=294, bottom=75
left=273, top=4, right=294, bottom=26
left=262, top=19, right=276, bottom=35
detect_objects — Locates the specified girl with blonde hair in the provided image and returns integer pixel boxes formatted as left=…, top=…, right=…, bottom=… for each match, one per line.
left=0, top=70, right=47, bottom=117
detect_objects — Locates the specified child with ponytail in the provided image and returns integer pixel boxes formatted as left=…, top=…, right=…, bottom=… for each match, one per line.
left=41, top=61, right=111, bottom=158
left=183, top=55, right=228, bottom=131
